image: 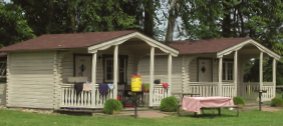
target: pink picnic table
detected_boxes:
[182,96,235,113]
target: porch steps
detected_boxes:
[54,107,152,113]
[55,108,103,115]
[55,107,152,115]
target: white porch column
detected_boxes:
[149,47,155,106]
[272,58,277,97]
[218,56,223,96]
[113,45,119,99]
[259,52,263,90]
[234,51,238,96]
[167,54,172,96]
[91,52,97,106]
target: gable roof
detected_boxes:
[169,37,251,55]
[0,30,136,52]
[169,37,280,60]
[217,39,281,60]
[87,32,179,56]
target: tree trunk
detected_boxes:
[165,0,178,42]
[46,0,54,34]
[222,2,232,37]
[66,0,77,33]
[144,0,154,37]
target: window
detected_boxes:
[104,58,114,82]
[103,56,127,83]
[0,61,6,80]
[222,61,233,81]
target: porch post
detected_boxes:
[272,58,276,97]
[91,52,97,107]
[259,52,263,90]
[218,56,223,96]
[149,47,155,106]
[167,54,172,96]
[234,51,238,96]
[113,45,119,99]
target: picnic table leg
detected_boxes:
[218,108,221,116]
[177,105,181,116]
[236,107,239,117]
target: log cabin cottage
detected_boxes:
[0,30,280,110]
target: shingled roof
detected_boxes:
[0,30,136,52]
[0,31,253,55]
[169,37,251,54]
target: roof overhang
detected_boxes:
[217,39,281,60]
[87,32,179,57]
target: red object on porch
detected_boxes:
[162,83,169,89]
[117,95,122,101]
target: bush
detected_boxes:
[160,96,179,112]
[271,97,283,107]
[233,96,245,105]
[103,99,123,114]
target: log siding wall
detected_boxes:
[6,52,56,109]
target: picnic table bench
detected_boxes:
[200,105,239,116]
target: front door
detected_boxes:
[74,55,92,81]
[198,59,212,82]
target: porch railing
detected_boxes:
[222,83,236,97]
[60,83,113,108]
[241,82,275,101]
[184,82,236,97]
[151,84,169,106]
[261,82,275,101]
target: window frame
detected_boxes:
[102,55,128,83]
[222,60,234,81]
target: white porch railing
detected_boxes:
[60,83,113,108]
[151,84,169,106]
[261,82,275,101]
[241,82,275,101]
[240,82,259,97]
[222,83,236,97]
[184,82,236,97]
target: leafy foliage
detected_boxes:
[103,99,123,114]
[12,0,137,35]
[11,0,159,37]
[233,96,245,105]
[0,3,34,46]
[160,96,179,112]
[271,97,283,107]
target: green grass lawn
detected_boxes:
[0,109,283,126]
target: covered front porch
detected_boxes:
[58,32,178,109]
[182,40,280,101]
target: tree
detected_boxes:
[12,0,137,35]
[165,0,178,42]
[0,3,34,46]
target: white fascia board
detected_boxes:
[87,32,179,57]
[217,39,281,60]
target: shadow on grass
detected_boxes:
[178,109,239,119]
